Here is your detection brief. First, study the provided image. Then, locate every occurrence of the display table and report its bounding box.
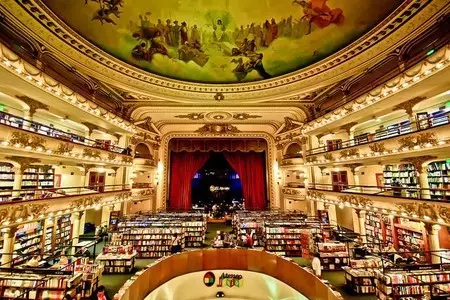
[96,252,136,274]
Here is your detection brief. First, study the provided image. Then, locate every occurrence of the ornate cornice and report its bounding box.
[16,95,49,116]
[5,156,41,172]
[0,0,437,102]
[175,113,205,120]
[393,96,427,116]
[232,113,262,120]
[195,124,241,135]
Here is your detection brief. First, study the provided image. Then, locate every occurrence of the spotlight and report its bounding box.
[216,291,225,298]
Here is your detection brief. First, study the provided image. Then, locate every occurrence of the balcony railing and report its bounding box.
[134,153,153,159]
[0,184,130,204]
[308,183,450,202]
[306,110,450,156]
[0,111,131,155]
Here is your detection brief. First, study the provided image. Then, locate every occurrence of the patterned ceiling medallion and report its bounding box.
[205,112,233,122]
[233,113,262,120]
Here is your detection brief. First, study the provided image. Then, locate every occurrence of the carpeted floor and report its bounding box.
[97,222,372,299]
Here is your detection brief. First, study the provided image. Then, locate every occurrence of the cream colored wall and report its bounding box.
[284,199,308,212]
[85,209,101,226]
[54,166,84,187]
[357,165,384,186]
[336,206,354,230]
[319,131,349,145]
[90,130,118,143]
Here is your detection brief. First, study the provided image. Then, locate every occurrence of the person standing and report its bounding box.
[90,285,110,300]
[170,233,181,254]
[311,253,322,278]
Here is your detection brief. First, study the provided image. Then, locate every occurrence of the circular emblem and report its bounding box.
[203,271,215,287]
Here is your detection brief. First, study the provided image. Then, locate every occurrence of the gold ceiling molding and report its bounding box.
[302,45,450,134]
[232,113,262,120]
[369,142,386,153]
[70,195,103,209]
[115,191,133,202]
[306,190,326,201]
[395,202,450,224]
[16,95,49,117]
[54,142,75,155]
[175,113,205,120]
[1,0,435,101]
[343,163,363,174]
[195,124,241,135]
[392,96,427,116]
[398,132,438,149]
[76,163,97,175]
[0,203,49,224]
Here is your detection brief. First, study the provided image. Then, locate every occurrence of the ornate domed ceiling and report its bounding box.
[41,0,402,84]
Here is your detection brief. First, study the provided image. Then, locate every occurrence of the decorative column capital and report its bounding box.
[16,95,49,117]
[393,96,427,117]
[340,122,358,135]
[355,209,366,218]
[401,155,437,173]
[6,156,41,174]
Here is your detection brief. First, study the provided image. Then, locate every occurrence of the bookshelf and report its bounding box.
[384,216,393,244]
[0,163,14,201]
[264,222,306,257]
[365,212,384,251]
[427,161,450,200]
[317,242,349,271]
[117,223,185,258]
[96,245,136,274]
[383,164,419,198]
[394,224,426,252]
[13,222,43,266]
[375,268,450,300]
[74,263,103,298]
[183,221,206,248]
[343,257,382,295]
[44,220,54,254]
[55,214,72,250]
[21,166,54,189]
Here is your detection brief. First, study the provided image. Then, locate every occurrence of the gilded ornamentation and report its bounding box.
[9,132,46,150]
[337,195,373,207]
[282,188,305,198]
[214,93,225,101]
[138,188,154,197]
[5,156,41,173]
[108,153,117,161]
[195,124,240,135]
[343,163,363,174]
[324,153,334,161]
[396,202,438,221]
[232,113,262,120]
[393,96,427,116]
[369,142,386,153]
[114,191,133,202]
[279,117,304,134]
[175,113,205,120]
[70,195,103,209]
[28,204,49,218]
[83,148,101,159]
[340,148,359,159]
[299,136,308,145]
[276,143,285,150]
[401,155,437,173]
[398,132,438,149]
[307,190,325,200]
[122,156,133,163]
[145,159,155,166]
[16,95,49,116]
[81,122,100,135]
[306,156,317,163]
[438,207,450,224]
[77,163,96,175]
[340,122,358,135]
[55,142,74,155]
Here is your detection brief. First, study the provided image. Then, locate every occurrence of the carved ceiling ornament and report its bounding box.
[398,132,438,149]
[0,203,49,224]
[70,195,103,209]
[306,190,326,201]
[393,96,427,116]
[232,113,262,120]
[175,113,205,120]
[340,148,359,159]
[195,124,241,135]
[81,122,100,136]
[340,122,358,135]
[279,117,304,134]
[55,142,74,155]
[401,155,437,173]
[396,202,439,221]
[337,195,373,208]
[131,132,157,145]
[343,163,363,174]
[77,163,97,175]
[5,156,41,173]
[16,95,49,117]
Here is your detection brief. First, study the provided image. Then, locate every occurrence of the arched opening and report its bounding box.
[192,152,243,217]
[284,143,302,158]
[135,143,152,159]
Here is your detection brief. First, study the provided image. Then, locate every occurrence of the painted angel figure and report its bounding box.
[293,0,344,35]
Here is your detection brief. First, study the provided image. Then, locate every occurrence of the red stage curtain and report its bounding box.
[224,151,267,210]
[169,151,210,211]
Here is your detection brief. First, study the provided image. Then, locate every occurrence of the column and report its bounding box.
[428,224,441,264]
[79,211,86,236]
[100,206,110,226]
[23,111,31,130]
[356,210,367,244]
[71,212,81,249]
[12,167,23,198]
[42,218,52,254]
[326,203,337,226]
[1,227,15,268]
[419,169,429,199]
[121,201,129,215]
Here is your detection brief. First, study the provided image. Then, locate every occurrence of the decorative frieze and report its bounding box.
[369,142,386,153]
[398,132,438,149]
[337,195,373,207]
[83,148,101,159]
[324,153,334,161]
[195,124,240,135]
[340,148,359,159]
[55,142,74,155]
[10,131,46,150]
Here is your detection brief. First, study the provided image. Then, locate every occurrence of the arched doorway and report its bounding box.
[135,143,152,159]
[192,152,243,217]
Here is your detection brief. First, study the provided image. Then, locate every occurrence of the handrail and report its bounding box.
[0,184,130,204]
[134,153,154,159]
[306,110,450,155]
[308,183,450,202]
[0,111,132,156]
[115,249,341,300]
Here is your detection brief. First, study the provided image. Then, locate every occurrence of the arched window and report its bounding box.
[135,143,152,159]
[284,143,302,158]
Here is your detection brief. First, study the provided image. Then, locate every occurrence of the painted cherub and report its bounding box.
[293,0,344,35]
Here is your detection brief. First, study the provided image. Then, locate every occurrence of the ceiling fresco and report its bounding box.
[42,0,403,84]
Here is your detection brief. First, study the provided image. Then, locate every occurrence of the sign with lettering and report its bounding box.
[216,272,243,288]
[203,271,215,287]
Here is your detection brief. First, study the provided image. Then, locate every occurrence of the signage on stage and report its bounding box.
[203,272,243,288]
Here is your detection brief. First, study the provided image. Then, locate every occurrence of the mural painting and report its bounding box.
[43,0,403,83]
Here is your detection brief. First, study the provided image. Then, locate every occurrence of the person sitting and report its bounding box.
[90,285,110,300]
[76,247,90,258]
